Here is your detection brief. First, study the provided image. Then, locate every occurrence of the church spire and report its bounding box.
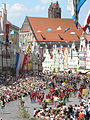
[48,1,61,18]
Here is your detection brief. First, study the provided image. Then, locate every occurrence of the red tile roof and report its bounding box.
[27,17,86,42]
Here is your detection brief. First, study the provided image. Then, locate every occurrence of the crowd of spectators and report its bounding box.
[34,98,90,120]
[0,72,90,120]
[0,73,48,103]
[33,74,90,120]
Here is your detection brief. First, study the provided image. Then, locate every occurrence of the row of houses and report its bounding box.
[42,36,90,74]
[20,33,90,75]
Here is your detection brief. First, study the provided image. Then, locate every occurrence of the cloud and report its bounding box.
[5,3,46,27]
[7,3,27,15]
[31,5,46,11]
[41,0,51,4]
[6,3,28,27]
[7,3,28,19]
[41,0,59,4]
[10,3,27,12]
[7,3,46,19]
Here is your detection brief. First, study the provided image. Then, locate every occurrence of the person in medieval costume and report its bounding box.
[82,88,88,99]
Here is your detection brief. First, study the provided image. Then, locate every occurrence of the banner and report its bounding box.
[6,24,10,35]
[16,53,20,76]
[21,54,27,71]
[67,0,87,28]
[82,10,90,31]
[77,0,87,13]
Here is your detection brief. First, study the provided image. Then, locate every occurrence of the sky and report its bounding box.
[0,0,90,28]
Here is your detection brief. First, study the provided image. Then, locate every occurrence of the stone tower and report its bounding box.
[48,1,61,18]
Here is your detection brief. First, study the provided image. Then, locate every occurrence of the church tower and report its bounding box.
[48,1,61,18]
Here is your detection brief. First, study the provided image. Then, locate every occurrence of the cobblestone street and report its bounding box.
[1,87,89,120]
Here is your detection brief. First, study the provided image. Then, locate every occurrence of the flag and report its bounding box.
[67,0,74,17]
[20,53,24,69]
[21,54,27,71]
[6,34,9,43]
[58,34,63,40]
[64,28,70,32]
[6,24,10,35]
[16,53,20,76]
[82,24,88,31]
[71,48,73,59]
[77,0,87,13]
[67,0,78,27]
[6,24,10,43]
[27,52,31,71]
[67,0,86,28]
[82,10,90,31]
[25,44,30,54]
[16,53,19,70]
[16,53,25,76]
[88,25,90,32]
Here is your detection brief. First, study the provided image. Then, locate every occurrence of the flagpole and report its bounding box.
[76,0,78,28]
[74,0,78,29]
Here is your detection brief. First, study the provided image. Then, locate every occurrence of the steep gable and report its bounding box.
[20,17,31,32]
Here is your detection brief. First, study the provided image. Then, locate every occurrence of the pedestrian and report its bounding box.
[78,91,81,102]
[0,96,5,114]
[20,95,25,107]
[79,110,85,120]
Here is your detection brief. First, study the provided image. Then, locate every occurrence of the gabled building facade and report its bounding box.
[59,45,64,72]
[42,47,53,73]
[68,42,78,72]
